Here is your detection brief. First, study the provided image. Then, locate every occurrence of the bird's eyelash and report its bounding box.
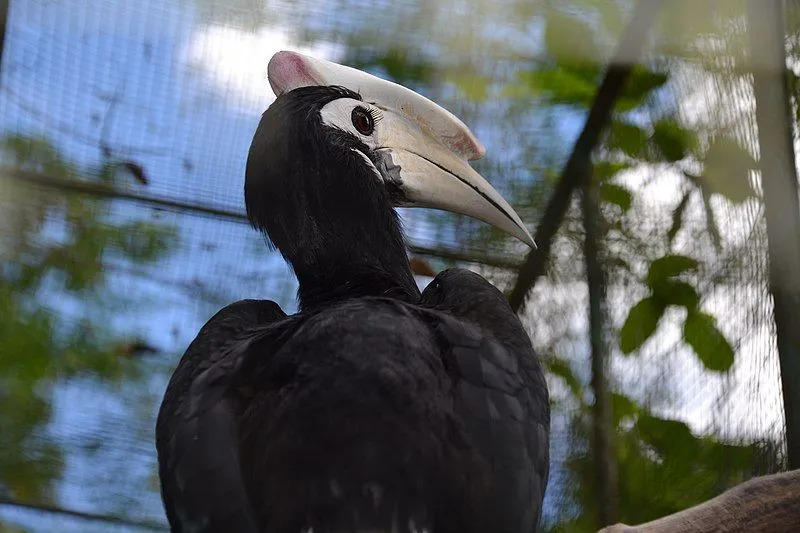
[367,106,384,124]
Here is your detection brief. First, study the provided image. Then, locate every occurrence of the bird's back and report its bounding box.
[236,298,485,532]
[157,271,548,533]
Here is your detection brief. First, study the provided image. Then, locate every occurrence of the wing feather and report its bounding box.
[156,299,290,532]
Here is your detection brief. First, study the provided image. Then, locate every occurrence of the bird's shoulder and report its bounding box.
[157,299,288,422]
[418,268,550,531]
[419,268,549,413]
[155,299,293,533]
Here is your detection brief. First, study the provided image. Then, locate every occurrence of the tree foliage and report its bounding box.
[0,135,175,506]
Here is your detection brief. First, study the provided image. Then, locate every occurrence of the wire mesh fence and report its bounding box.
[0,0,793,531]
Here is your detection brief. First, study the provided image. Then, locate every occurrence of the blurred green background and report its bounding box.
[0,0,796,531]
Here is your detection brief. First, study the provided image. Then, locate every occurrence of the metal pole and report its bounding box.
[748,0,800,470]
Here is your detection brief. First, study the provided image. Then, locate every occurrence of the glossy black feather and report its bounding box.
[156,300,289,532]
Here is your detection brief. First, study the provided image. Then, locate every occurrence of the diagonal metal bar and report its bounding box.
[507,0,663,312]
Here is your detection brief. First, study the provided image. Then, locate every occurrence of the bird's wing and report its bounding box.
[420,273,550,532]
[156,299,294,533]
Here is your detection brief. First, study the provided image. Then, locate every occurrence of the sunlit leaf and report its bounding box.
[349,48,434,86]
[599,183,633,211]
[594,161,631,182]
[656,0,736,59]
[646,254,698,286]
[596,0,624,35]
[637,415,696,453]
[699,137,757,203]
[651,280,700,310]
[451,73,491,102]
[547,358,583,398]
[617,67,669,111]
[612,392,640,424]
[519,65,598,107]
[609,120,649,157]
[113,221,176,263]
[651,119,697,162]
[1,135,74,177]
[620,297,666,354]
[544,8,600,65]
[683,311,735,371]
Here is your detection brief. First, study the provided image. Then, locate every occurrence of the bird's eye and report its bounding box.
[351,107,375,136]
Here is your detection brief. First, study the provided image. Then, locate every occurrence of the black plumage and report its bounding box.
[156,85,549,533]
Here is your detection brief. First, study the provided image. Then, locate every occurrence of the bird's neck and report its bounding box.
[292,211,421,312]
[297,262,418,311]
[244,108,421,311]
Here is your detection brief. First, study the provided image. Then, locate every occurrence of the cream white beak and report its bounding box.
[268,51,535,248]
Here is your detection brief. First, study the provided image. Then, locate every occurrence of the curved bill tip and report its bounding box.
[517,225,537,249]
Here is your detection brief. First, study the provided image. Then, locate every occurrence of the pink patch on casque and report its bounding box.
[267,51,322,96]
[447,130,486,161]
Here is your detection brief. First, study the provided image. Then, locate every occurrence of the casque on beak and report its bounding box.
[267,50,535,248]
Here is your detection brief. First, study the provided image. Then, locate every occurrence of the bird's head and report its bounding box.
[245,51,533,301]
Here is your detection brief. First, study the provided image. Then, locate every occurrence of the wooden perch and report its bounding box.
[597,469,800,532]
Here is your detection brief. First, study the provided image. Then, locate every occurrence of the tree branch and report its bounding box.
[507,0,662,312]
[597,469,800,532]
[1,167,520,269]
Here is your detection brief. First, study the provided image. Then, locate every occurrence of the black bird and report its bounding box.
[156,51,549,533]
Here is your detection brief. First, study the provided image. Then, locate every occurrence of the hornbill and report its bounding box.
[156,51,550,533]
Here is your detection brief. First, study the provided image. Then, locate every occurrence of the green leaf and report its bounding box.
[620,297,666,354]
[599,183,633,211]
[349,48,434,85]
[609,120,649,157]
[544,9,600,65]
[699,137,757,203]
[651,280,700,310]
[597,0,624,35]
[683,311,735,371]
[646,254,698,287]
[547,358,583,398]
[451,73,491,102]
[617,67,669,112]
[519,65,598,107]
[612,392,640,424]
[594,161,631,183]
[651,119,697,162]
[112,221,176,263]
[637,415,696,453]
[668,192,691,244]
